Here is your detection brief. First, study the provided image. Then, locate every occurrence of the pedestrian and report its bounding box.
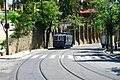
[101,34,107,48]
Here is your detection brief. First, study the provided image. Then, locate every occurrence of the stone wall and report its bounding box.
[9,31,53,55]
[9,34,32,54]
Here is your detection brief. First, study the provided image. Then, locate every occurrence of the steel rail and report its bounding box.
[59,50,85,80]
[73,50,117,80]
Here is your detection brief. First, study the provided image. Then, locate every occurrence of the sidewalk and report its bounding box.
[0,49,47,59]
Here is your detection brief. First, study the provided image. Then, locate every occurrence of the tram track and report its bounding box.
[73,49,118,80]
[39,49,80,80]
[15,50,55,80]
[15,52,36,80]
[59,48,118,80]
[14,47,118,80]
[59,49,85,80]
[38,50,56,80]
[39,49,85,80]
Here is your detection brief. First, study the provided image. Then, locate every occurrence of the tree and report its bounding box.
[21,0,28,4]
[13,2,35,38]
[59,0,80,19]
[0,0,4,9]
[58,0,82,44]
[10,0,61,48]
[0,0,61,49]
[89,0,120,33]
[66,14,83,27]
[33,0,61,48]
[8,10,20,24]
[21,0,39,4]
[89,0,120,53]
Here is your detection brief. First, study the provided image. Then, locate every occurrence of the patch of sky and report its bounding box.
[7,0,13,5]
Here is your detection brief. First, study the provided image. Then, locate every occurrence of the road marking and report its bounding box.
[31,55,39,59]
[76,56,86,60]
[76,56,103,60]
[85,56,92,60]
[40,55,47,58]
[101,56,111,60]
[59,55,64,59]
[68,55,74,60]
[92,56,101,59]
[49,55,56,59]
[21,54,32,59]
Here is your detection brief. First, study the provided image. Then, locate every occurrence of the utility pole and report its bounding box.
[5,0,9,55]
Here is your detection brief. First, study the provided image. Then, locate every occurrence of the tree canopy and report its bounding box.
[59,0,80,19]
[33,0,61,29]
[89,0,120,33]
[0,0,61,38]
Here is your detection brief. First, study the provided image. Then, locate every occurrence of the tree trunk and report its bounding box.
[12,0,15,10]
[0,0,4,9]
[85,22,88,43]
[88,28,92,44]
[45,21,52,49]
[31,22,45,49]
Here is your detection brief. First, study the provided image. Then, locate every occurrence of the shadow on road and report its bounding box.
[73,48,120,63]
[70,47,104,51]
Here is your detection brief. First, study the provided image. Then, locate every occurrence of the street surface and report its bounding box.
[0,44,120,80]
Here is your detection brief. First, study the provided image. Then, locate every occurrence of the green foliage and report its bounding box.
[13,12,35,38]
[33,0,62,29]
[65,14,83,27]
[8,10,20,24]
[0,14,4,20]
[11,0,61,38]
[0,0,4,9]
[89,0,120,33]
[23,2,35,14]
[1,37,14,49]
[5,2,35,38]
[59,0,80,19]
[13,2,35,38]
[58,0,82,30]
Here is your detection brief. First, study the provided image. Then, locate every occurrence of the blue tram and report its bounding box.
[53,33,73,48]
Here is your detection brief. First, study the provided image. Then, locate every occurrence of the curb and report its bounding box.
[0,49,47,59]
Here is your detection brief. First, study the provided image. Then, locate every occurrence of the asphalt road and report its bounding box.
[0,44,120,80]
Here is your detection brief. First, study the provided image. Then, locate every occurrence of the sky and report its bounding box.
[7,0,21,5]
[7,0,13,4]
